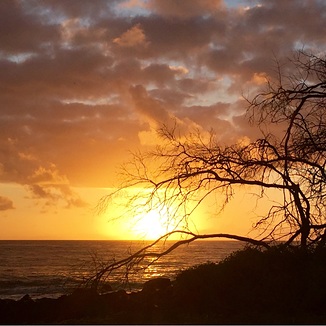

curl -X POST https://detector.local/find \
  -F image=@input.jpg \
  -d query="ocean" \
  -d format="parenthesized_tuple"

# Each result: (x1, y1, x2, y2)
(0, 240, 243, 300)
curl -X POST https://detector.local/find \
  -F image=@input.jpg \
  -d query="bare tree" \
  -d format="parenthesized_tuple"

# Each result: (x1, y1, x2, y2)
(91, 51, 326, 289)
(248, 51, 326, 247)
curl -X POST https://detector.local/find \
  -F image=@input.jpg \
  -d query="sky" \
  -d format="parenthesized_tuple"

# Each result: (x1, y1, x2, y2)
(0, 0, 325, 240)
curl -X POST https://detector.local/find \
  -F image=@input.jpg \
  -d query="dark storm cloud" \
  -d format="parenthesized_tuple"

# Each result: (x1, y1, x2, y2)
(0, 0, 60, 54)
(0, 0, 325, 196)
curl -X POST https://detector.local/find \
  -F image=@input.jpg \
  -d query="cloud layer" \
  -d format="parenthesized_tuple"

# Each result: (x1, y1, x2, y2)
(0, 0, 325, 208)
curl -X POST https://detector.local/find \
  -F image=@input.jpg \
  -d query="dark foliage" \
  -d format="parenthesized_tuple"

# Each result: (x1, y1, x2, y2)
(172, 245, 326, 323)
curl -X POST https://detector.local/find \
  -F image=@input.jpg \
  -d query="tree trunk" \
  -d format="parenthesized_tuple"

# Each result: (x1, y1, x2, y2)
(300, 221, 310, 248)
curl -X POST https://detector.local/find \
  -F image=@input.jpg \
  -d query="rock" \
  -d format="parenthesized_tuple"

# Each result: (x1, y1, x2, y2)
(142, 277, 171, 294)
(0, 281, 175, 324)
(19, 294, 33, 302)
(61, 287, 101, 318)
(141, 277, 172, 311)
(100, 289, 128, 311)
(70, 287, 98, 298)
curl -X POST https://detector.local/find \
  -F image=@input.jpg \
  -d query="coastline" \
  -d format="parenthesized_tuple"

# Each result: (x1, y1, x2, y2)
(0, 240, 242, 300)
(2, 245, 326, 324)
(0, 277, 176, 325)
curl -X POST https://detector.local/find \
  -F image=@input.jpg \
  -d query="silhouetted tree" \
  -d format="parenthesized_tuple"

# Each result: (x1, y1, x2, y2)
(247, 51, 326, 247)
(91, 51, 326, 289)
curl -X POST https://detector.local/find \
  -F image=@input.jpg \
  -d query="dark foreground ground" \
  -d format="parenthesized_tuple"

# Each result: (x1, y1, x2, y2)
(2, 245, 326, 324)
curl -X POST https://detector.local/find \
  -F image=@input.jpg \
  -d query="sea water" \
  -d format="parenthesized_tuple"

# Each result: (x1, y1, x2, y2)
(0, 240, 243, 300)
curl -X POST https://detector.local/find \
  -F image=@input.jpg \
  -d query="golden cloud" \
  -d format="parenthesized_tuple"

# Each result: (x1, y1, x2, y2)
(113, 23, 149, 48)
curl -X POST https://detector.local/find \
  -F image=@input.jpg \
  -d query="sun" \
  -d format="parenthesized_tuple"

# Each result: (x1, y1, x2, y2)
(132, 209, 174, 240)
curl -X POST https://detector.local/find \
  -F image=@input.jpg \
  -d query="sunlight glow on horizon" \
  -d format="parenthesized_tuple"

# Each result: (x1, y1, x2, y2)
(131, 208, 179, 240)
(1, 0, 324, 240)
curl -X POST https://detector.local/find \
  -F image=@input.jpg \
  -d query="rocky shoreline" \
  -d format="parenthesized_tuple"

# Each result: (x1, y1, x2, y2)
(0, 277, 177, 324)
(3, 246, 326, 324)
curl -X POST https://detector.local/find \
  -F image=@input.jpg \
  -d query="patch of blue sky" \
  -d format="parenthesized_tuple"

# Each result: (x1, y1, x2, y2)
(112, 0, 151, 18)
(20, 0, 66, 25)
(293, 41, 326, 55)
(0, 51, 37, 64)
(225, 0, 261, 9)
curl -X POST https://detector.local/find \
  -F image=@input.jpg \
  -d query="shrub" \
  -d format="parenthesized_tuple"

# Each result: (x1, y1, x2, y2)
(172, 245, 326, 322)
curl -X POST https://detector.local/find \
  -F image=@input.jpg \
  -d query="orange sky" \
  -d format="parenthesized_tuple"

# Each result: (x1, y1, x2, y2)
(1, 0, 325, 239)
